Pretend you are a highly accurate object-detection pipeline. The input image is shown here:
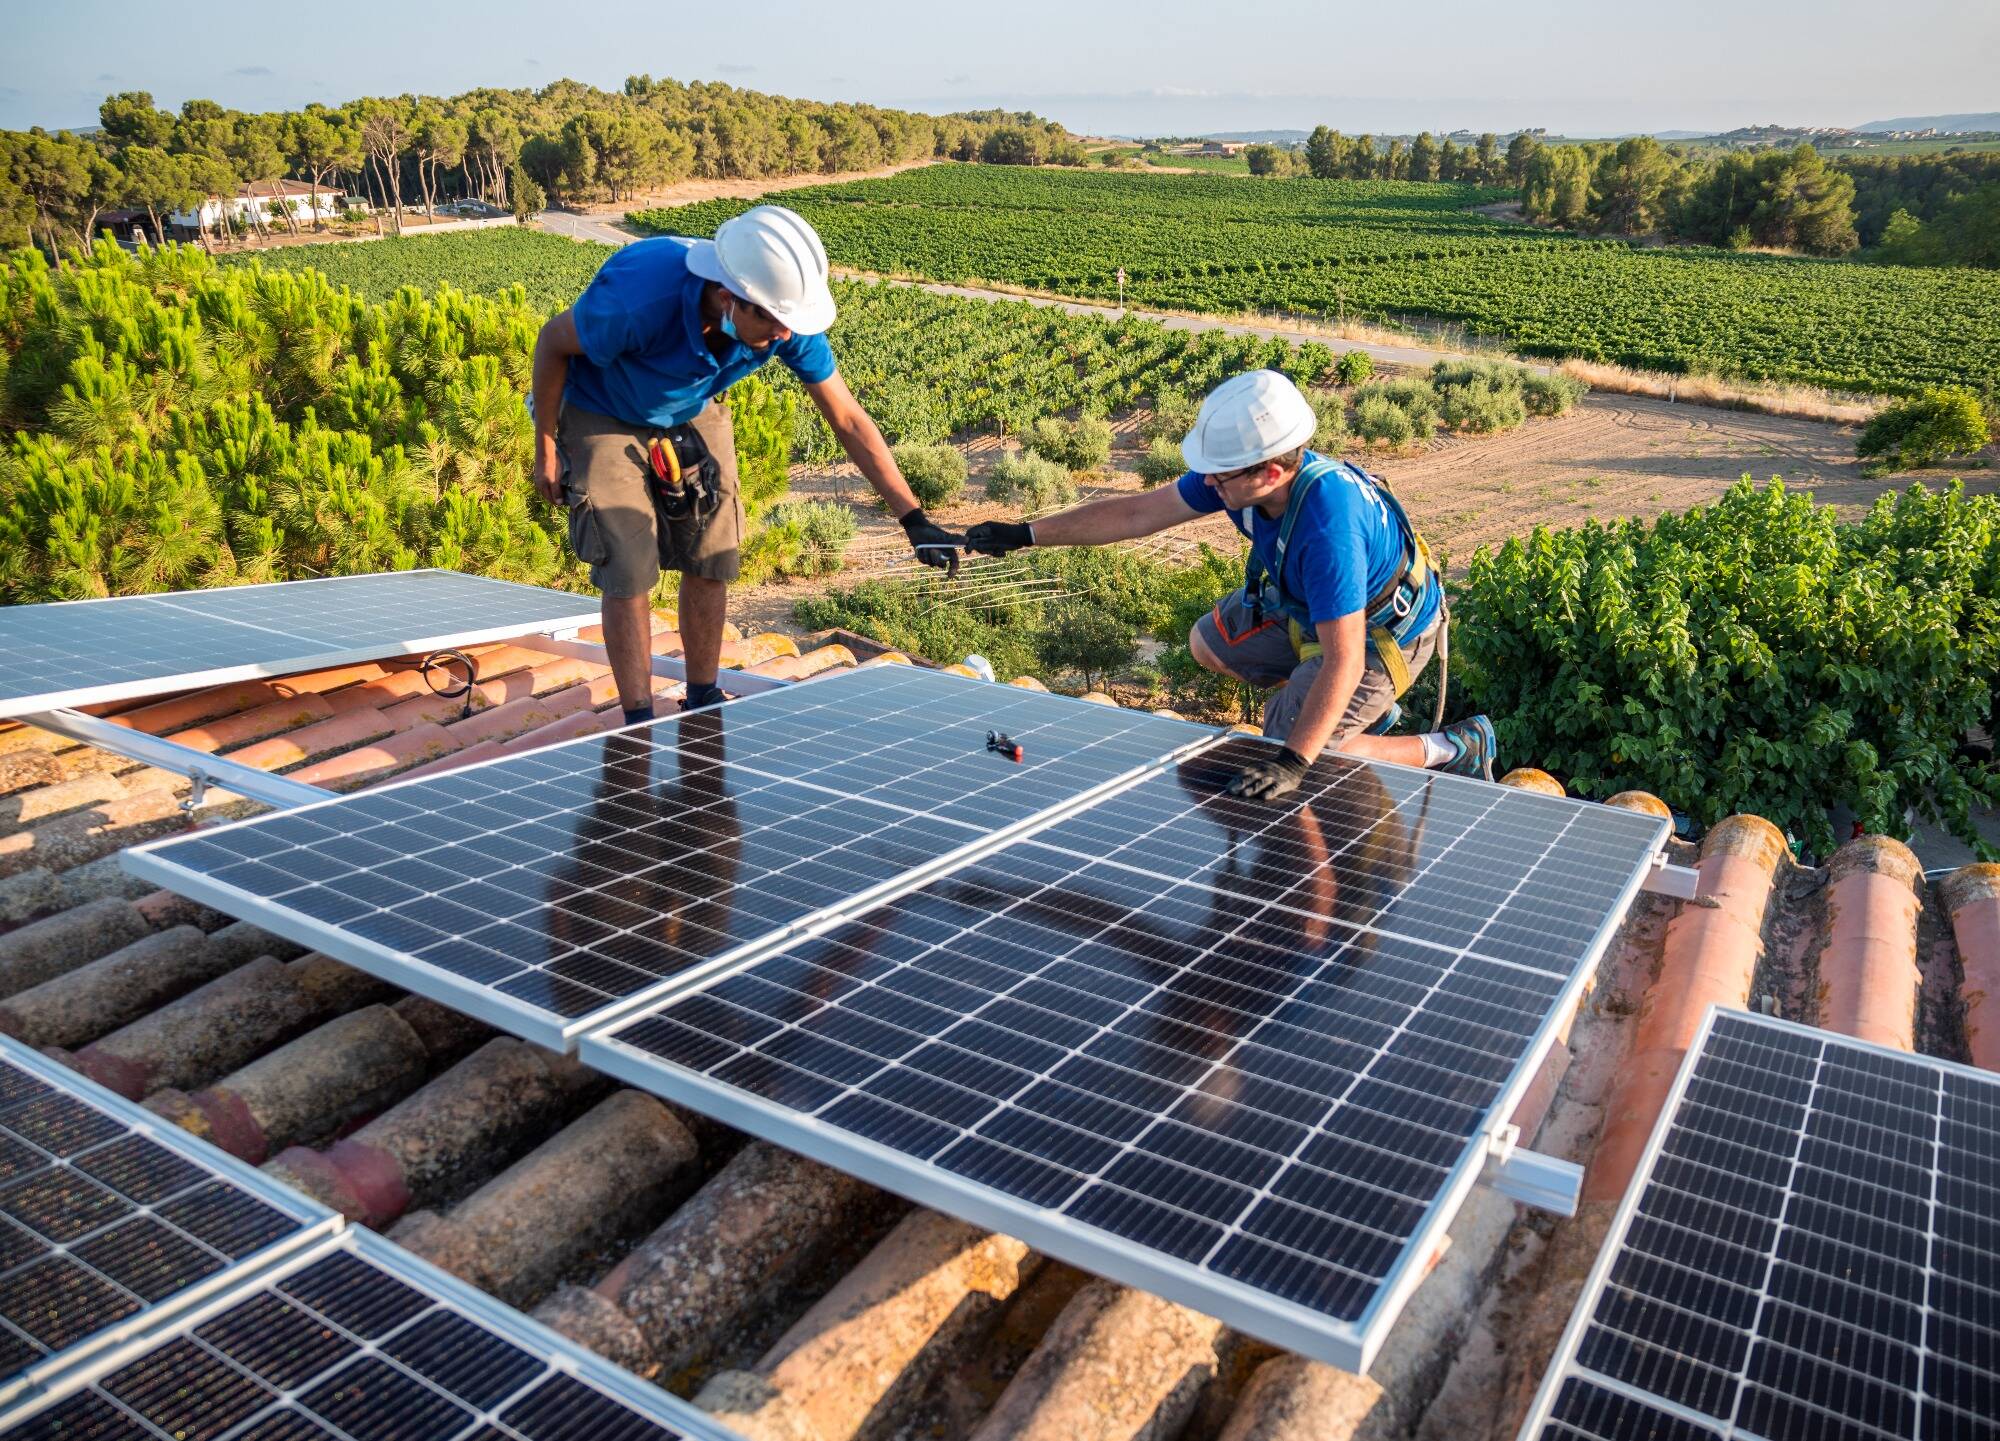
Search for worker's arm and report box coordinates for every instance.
[1226,611,1366,800]
[530,309,585,504]
[805,372,922,518]
[806,372,960,575]
[965,484,1198,554]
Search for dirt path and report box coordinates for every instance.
[537,160,938,246]
[728,390,1988,639]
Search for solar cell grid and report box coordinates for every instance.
[126,666,1213,1048]
[585,738,1670,1370]
[0,1230,744,1440]
[0,570,600,718]
[0,1040,337,1403]
[1519,1007,2000,1441]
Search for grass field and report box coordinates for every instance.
[632,164,2000,396]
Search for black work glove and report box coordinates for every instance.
[1226,747,1311,802]
[900,508,962,579]
[963,520,1035,557]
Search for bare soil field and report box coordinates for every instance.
[728,390,1996,640]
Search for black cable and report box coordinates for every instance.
[419,648,480,720]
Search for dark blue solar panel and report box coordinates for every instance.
[588,738,1669,1368]
[128,667,1206,1047]
[1521,1008,2000,1441]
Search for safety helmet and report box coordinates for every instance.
[1180,369,1317,474]
[685,204,838,336]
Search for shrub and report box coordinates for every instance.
[1354,378,1439,444]
[1522,369,1589,417]
[1333,350,1375,387]
[768,500,857,575]
[1135,436,1187,488]
[1857,387,1991,474]
[1025,415,1114,471]
[739,519,806,584]
[1430,360,1527,435]
[1308,389,1348,453]
[1141,387,1200,444]
[1036,600,1140,689]
[1353,393,1416,448]
[1451,478,2000,858]
[891,443,967,509]
[986,451,1079,510]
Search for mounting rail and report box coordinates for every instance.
[20,708,333,813]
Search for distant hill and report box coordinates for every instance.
[1856,113,2000,134]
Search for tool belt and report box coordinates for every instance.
[1245,457,1439,697]
[645,422,723,524]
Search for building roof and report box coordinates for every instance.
[239,179,343,198]
[1,612,1991,1438]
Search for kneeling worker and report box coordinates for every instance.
[966,369,1496,801]
[531,204,959,721]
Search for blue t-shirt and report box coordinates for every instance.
[1176,452,1441,632]
[564,237,837,429]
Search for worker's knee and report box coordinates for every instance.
[1188,623,1236,678]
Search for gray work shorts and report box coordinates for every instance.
[1193,587,1439,744]
[557,399,743,595]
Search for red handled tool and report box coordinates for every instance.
[986,730,1023,763]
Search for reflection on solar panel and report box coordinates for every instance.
[583,738,1671,1371]
[1518,1007,2000,1441]
[1,1228,746,1440]
[0,1039,338,1406]
[127,667,1211,1049]
[0,570,600,717]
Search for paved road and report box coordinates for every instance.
[538,210,641,247]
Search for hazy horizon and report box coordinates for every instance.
[5,0,1994,137]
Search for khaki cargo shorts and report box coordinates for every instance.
[1194,587,1439,744]
[557,399,743,595]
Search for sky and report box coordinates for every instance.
[4,0,1995,138]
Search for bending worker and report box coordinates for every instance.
[531,204,959,721]
[966,369,1497,801]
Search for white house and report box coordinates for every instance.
[169,180,349,234]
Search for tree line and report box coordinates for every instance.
[1245,127,1528,185]
[0,78,1079,255]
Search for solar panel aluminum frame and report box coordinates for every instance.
[1510,1003,1977,1440]
[583,764,1671,1376]
[122,674,1231,1052]
[0,1226,749,1440]
[0,569,602,719]
[0,1037,343,1413]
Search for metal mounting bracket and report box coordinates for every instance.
[1480,1123,1584,1216]
[21,709,333,814]
[1641,851,1700,900]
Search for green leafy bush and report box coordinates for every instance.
[1036,601,1140,689]
[1430,360,1528,435]
[1450,478,2000,857]
[1135,436,1187,488]
[1025,415,1114,472]
[1353,377,1439,446]
[891,443,967,509]
[1857,386,1991,475]
[1522,369,1589,416]
[1141,387,1200,444]
[758,500,856,578]
[986,451,1079,510]
[1333,350,1375,387]
[1308,389,1349,452]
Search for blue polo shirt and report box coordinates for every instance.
[1177,452,1441,631]
[564,237,838,429]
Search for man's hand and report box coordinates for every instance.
[963,520,1034,557]
[1226,747,1311,802]
[900,508,963,578]
[533,438,564,506]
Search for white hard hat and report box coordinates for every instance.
[1180,369,1317,474]
[686,204,838,336]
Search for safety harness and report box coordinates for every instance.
[1242,456,1439,697]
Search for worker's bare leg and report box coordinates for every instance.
[678,575,729,689]
[1332,732,1429,768]
[1188,625,1234,677]
[602,592,657,713]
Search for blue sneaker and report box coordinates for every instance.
[1364,701,1403,737]
[1438,715,1497,781]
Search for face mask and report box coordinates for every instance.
[720,299,770,350]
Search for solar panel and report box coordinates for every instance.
[0,1038,339,1408]
[582,737,1671,1372]
[1518,1006,2000,1441]
[126,667,1213,1049]
[0,570,601,718]
[0,1227,748,1440]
